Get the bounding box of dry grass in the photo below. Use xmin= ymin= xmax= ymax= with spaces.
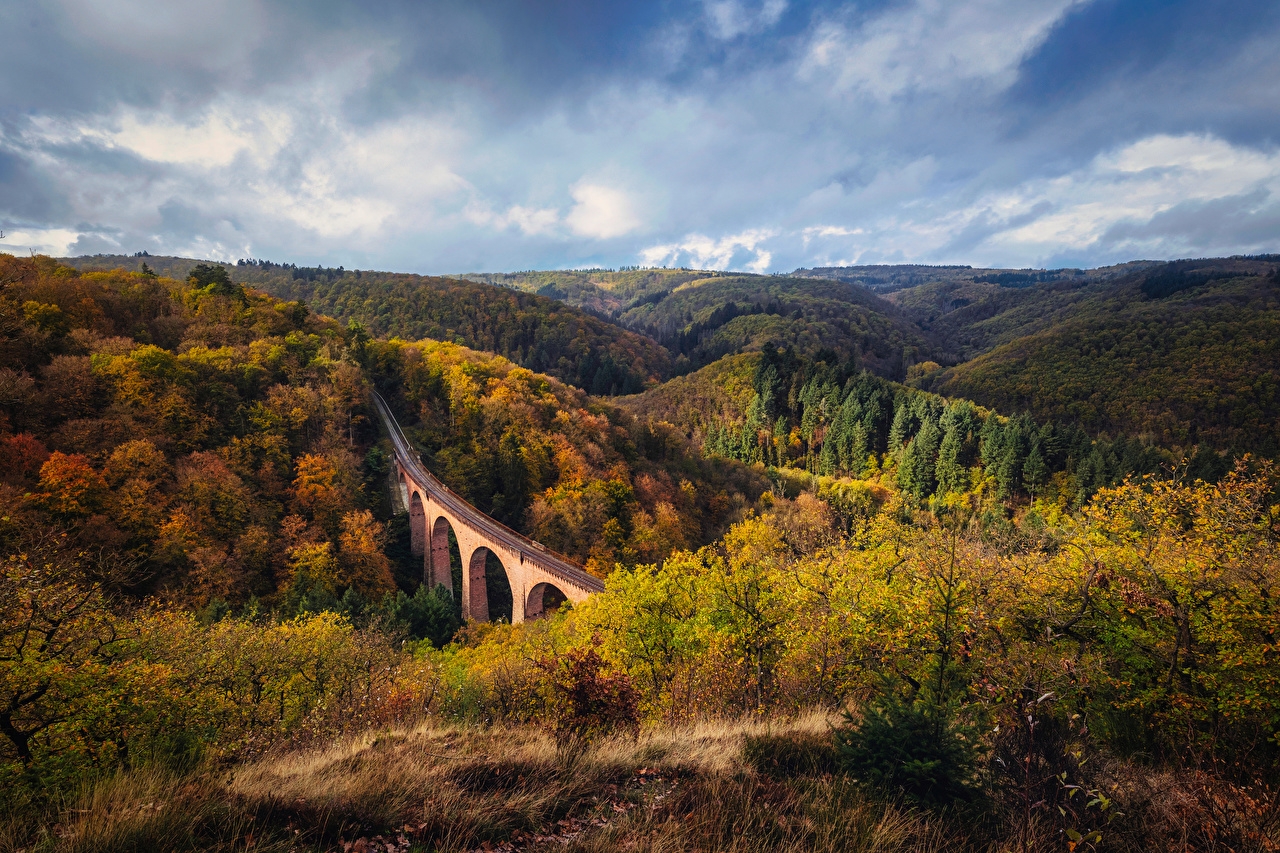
xmin=225 ymin=710 xmax=879 ymax=852
xmin=7 ymin=767 xmax=277 ymax=853
xmin=8 ymin=713 xmax=1280 ymax=853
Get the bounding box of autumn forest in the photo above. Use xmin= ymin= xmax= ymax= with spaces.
xmin=2 ymin=251 xmax=1279 ymax=852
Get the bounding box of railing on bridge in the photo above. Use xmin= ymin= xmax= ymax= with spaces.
xmin=370 ymin=390 xmax=606 ymax=595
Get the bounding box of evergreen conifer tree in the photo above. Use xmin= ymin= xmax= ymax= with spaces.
xmin=910 ymin=417 xmax=942 ymax=499
xmin=847 ymin=422 xmax=869 ymax=475
xmin=819 ymin=434 xmax=838 ymax=476
xmin=888 ymin=401 xmax=913 ymax=451
xmin=979 ymin=415 xmax=1006 ymax=468
xmin=1023 ymin=442 xmax=1048 ymax=495
xmin=936 ymin=406 xmax=968 ymax=494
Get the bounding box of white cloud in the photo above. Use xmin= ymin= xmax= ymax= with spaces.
xmin=0 ymin=227 xmax=80 ymax=257
xmin=10 ymin=74 xmax=474 ymax=252
xmin=69 ymin=109 xmax=292 ymax=169
xmin=800 ymin=0 xmax=1085 ymax=99
xmin=565 ymin=183 xmax=644 ymax=239
xmin=703 ymin=0 xmax=787 ymax=40
xmin=800 ymin=224 xmax=866 ymax=249
xmin=465 ymin=202 xmax=561 ymax=236
xmin=626 ymin=134 xmax=1280 ymax=272
xmin=163 ymin=234 xmax=252 ymax=264
xmin=641 ymin=228 xmax=777 ymax=272
xmin=971 ymin=134 xmax=1280 ymax=259
xmin=5 ymin=0 xmax=1275 ymax=277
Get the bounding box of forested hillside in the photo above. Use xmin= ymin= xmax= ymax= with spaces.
xmin=617 ymin=352 xmax=760 ymax=439
xmin=462 ymin=267 xmax=708 ymax=316
xmin=784 ymin=256 xmax=1279 ymax=454
xmin=61 ymin=256 xmax=673 ymax=396
xmin=613 ymin=275 xmax=930 ymax=375
xmin=621 ymin=346 xmax=1212 ymax=514
xmin=63 ymin=253 xmax=1280 ymax=458
xmin=1 ymin=256 xmax=755 ymax=613
xmin=466 ymin=268 xmax=933 ymax=376
xmin=363 ymin=339 xmax=764 ymax=574
xmin=920 ymin=259 xmax=1280 ymax=452
xmin=9 ymin=252 xmax=1280 ymax=852
xmin=1 ymin=255 xmax=388 ymax=611
xmin=795 ymin=262 xmax=1023 ymax=293
xmin=889 ymin=257 xmax=1265 ymax=362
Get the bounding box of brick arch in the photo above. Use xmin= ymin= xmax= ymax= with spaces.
xmin=429 ymin=515 xmax=455 ymax=591
xmin=526 ymin=581 xmax=568 ymax=620
xmin=374 ymin=390 xmax=603 ymax=626
xmin=408 ymin=490 xmax=426 ymax=557
xmin=466 ymin=545 xmax=514 ymax=624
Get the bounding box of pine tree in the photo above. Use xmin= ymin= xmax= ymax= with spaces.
xmin=996 ymin=433 xmax=1028 ymax=501
xmin=864 ymin=392 xmax=889 ymax=454
xmin=898 ymin=439 xmax=919 ymax=495
xmin=768 ymin=414 xmax=788 ymax=461
xmin=847 ymin=422 xmax=869 ymax=475
xmin=745 ymin=393 xmax=766 ymax=431
xmin=888 ymin=401 xmax=913 ymax=451
xmin=819 ymin=434 xmax=838 ymax=476
xmin=979 ymin=415 xmax=1006 ymax=469
xmin=935 ymin=411 xmax=967 ymax=495
xmin=911 ymin=417 xmax=942 ymax=498
xmin=1023 ymin=442 xmax=1048 ymax=496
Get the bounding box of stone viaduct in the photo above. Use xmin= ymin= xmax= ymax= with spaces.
xmin=371 ymin=391 xmax=605 ymax=623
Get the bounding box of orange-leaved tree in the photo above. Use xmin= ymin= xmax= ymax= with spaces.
xmin=31 ymin=452 xmax=106 ymax=518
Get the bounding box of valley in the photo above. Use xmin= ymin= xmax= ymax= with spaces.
xmin=3 ymin=250 xmax=1277 ymax=851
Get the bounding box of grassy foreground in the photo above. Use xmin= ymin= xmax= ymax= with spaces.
xmin=7 ymin=713 xmax=1278 ymax=853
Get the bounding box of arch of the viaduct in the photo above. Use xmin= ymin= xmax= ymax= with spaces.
xmin=375 ymin=392 xmax=604 ymax=624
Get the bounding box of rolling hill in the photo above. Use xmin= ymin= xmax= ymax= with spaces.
xmin=59 ymin=255 xmax=673 ymax=395
xmin=61 ymin=253 xmax=1280 ymax=454
xmin=791 ymin=256 xmax=1280 ymax=453
xmin=920 ymin=260 xmax=1280 ymax=451
xmin=465 ymin=269 xmax=935 ymax=376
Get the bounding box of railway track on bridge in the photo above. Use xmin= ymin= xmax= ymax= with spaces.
xmin=370 ymin=390 xmax=606 ymax=596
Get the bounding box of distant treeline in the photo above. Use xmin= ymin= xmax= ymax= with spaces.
xmin=973 ymin=269 xmax=1081 ymax=287
xmin=929 ymin=263 xmax=1280 ymax=453
xmin=1139 ymin=262 xmax=1243 ymax=299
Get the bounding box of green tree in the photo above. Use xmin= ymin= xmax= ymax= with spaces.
xmin=1023 ymin=442 xmax=1048 ymax=496
xmin=188 ymin=263 xmax=246 ymax=304
xmin=388 ymin=584 xmax=461 ymax=648
xmin=935 ymin=421 xmax=967 ymax=495
xmin=908 ymin=417 xmax=942 ymax=499
xmin=888 ymin=401 xmax=914 ymax=451
xmin=819 ymin=433 xmax=838 ymax=476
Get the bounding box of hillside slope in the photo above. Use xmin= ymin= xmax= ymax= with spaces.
xmin=64 ymin=254 xmax=1280 ymax=454
xmin=921 ymin=260 xmax=1280 ymax=451
xmin=61 ymin=256 xmax=673 ymax=395
xmin=615 ymin=352 xmax=760 ymax=447
xmin=473 ymin=268 xmax=933 ymax=377
xmin=11 ymin=254 xmax=761 ymax=608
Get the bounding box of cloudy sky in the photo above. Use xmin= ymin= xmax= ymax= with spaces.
xmin=1 ymin=0 xmax=1278 ymax=273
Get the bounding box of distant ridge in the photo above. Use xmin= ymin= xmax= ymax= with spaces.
xmin=56 ymin=251 xmax=1280 ymax=451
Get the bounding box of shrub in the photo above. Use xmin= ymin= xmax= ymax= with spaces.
xmin=834 ymin=677 xmax=982 ymax=807
xmin=543 ymin=638 xmax=640 ymax=749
